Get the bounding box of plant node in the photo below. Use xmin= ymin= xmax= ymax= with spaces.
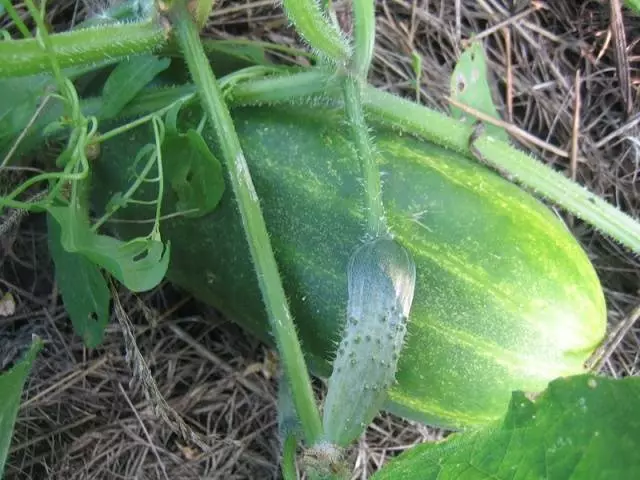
xmin=301 ymin=442 xmax=349 ymax=479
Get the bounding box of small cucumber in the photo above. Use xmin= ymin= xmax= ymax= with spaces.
xmin=322 ymin=236 xmax=416 ymax=446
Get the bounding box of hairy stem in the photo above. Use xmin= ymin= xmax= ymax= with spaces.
xmin=0 ymin=19 xmax=167 ymax=77
xmin=342 ymin=75 xmax=385 ymax=237
xmin=351 ymin=0 xmax=376 ymax=76
xmin=169 ymin=1 xmax=323 ymax=444
xmin=9 ymin=65 xmax=640 ymax=254
xmin=228 ymin=69 xmax=338 ymax=104
xmin=281 ymin=0 xmax=350 ymax=62
xmin=230 ymin=73 xmax=640 ymax=254
xmin=364 ymin=88 xmax=640 ymax=254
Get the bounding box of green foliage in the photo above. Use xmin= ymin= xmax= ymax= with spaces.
xmin=281 ymin=0 xmax=350 ymax=62
xmin=449 ymin=42 xmax=508 ymax=142
xmin=0 ymin=17 xmax=167 ymax=77
xmin=101 ymin=55 xmax=171 ymax=119
xmin=351 ymin=0 xmax=376 ymax=76
xmin=0 ymin=338 xmax=42 ymax=478
xmin=202 ymin=40 xmax=269 ymax=73
xmin=168 ymin=0 xmax=323 ymax=444
xmin=0 ymin=65 xmax=100 ymax=161
xmin=47 ymin=213 xmax=111 ymax=348
xmin=0 ymin=74 xmax=52 ymax=161
xmin=625 ymin=0 xmax=640 ymax=14
xmin=48 ymin=205 xmax=170 ymax=293
xmin=162 ymin=128 xmax=225 ymax=217
xmin=373 ymin=374 xmax=640 ymax=479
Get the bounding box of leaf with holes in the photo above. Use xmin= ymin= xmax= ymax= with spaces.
xmin=450 ymin=41 xmax=509 ymax=142
xmin=47 ymin=213 xmax=110 ymax=348
xmin=0 ymin=337 xmax=42 ymax=478
xmin=373 ymin=374 xmax=640 ymax=479
xmin=48 ymin=205 xmax=170 ymax=293
xmin=101 ymin=55 xmax=171 ymax=119
xmin=162 ymin=129 xmax=225 ymax=218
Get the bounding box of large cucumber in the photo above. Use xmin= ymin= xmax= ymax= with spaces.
xmin=93 ymin=103 xmax=606 ymax=430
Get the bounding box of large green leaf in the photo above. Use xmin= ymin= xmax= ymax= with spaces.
xmin=449 ymin=41 xmax=509 ymax=142
xmin=373 ymin=374 xmax=640 ymax=479
xmin=47 ymin=213 xmax=111 ymax=348
xmin=48 ymin=205 xmax=170 ymax=292
xmin=101 ymin=55 xmax=171 ymax=119
xmin=162 ymin=129 xmax=225 ymax=217
xmin=0 ymin=338 xmax=42 ymax=479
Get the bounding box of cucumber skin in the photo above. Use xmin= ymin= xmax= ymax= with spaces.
xmin=94 ymin=104 xmax=606 ymax=430
xmin=323 ymin=238 xmax=416 ymax=446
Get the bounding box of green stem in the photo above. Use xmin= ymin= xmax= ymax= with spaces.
xmin=282 ymin=434 xmax=298 ymax=480
xmin=1 ymin=0 xmax=32 ymax=38
xmin=0 ymin=19 xmax=167 ymax=77
xmin=91 ymin=146 xmax=157 ymax=230
xmin=281 ymin=0 xmax=350 ymax=63
xmin=92 ymin=94 xmax=194 ymax=144
xmin=473 ymin=136 xmax=640 ymax=253
xmin=351 ymin=0 xmax=376 ymax=76
xmin=342 ymin=75 xmax=385 ymax=237
xmin=9 ymin=63 xmax=640 ymax=253
xmin=230 ymin=73 xmax=640 ymax=253
xmin=364 ymin=88 xmax=640 ymax=254
xmin=364 ymin=86 xmax=473 ymax=152
xmin=22 ymin=0 xmax=69 ymax=102
xmin=168 ymin=1 xmax=323 ymax=444
xmin=228 ymin=69 xmax=338 ymax=105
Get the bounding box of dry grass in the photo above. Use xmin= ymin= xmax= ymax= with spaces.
xmin=1 ymin=0 xmax=639 ymax=479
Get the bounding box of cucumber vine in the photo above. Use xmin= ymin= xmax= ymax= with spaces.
xmin=280 ymin=0 xmax=418 ymax=474
xmin=167 ymin=0 xmax=324 ymax=447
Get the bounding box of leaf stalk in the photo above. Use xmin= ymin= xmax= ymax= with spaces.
xmin=168 ymin=0 xmax=323 ymax=445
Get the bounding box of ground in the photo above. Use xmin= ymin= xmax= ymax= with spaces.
xmin=1 ymin=0 xmax=639 ymax=479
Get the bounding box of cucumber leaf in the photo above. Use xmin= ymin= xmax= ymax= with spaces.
xmin=101 ymin=55 xmax=171 ymax=119
xmin=450 ymin=41 xmax=509 ymax=142
xmin=625 ymin=0 xmax=640 ymax=14
xmin=0 ymin=338 xmax=42 ymax=478
xmin=48 ymin=205 xmax=170 ymax=292
xmin=203 ymin=40 xmax=268 ymax=68
xmin=47 ymin=213 xmax=110 ymax=348
xmin=162 ymin=129 xmax=225 ymax=217
xmin=0 ymin=75 xmax=54 ymax=160
xmin=373 ymin=374 xmax=640 ymax=479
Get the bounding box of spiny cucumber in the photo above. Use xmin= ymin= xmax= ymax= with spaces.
xmin=322 ymin=236 xmax=416 ymax=446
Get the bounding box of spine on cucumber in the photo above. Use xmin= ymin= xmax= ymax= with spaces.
xmin=323 ymin=237 xmax=416 ymax=446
